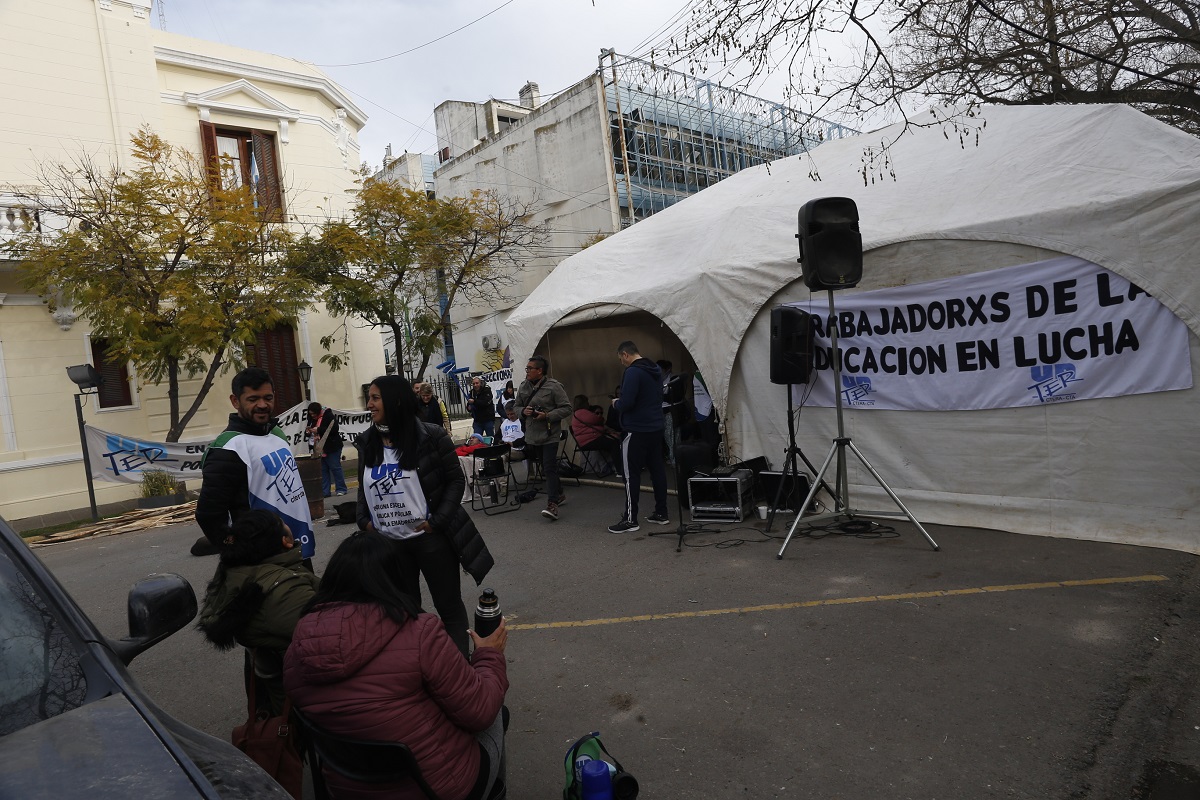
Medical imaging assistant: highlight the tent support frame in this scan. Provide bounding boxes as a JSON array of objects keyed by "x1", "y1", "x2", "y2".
[{"x1": 777, "y1": 291, "x2": 940, "y2": 557}]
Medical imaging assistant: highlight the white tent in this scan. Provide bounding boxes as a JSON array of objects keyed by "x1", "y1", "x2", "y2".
[{"x1": 506, "y1": 105, "x2": 1200, "y2": 552}]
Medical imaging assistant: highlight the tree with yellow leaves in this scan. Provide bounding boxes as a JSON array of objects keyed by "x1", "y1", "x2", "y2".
[
  {"x1": 292, "y1": 175, "x2": 544, "y2": 379},
  {"x1": 7, "y1": 128, "x2": 314, "y2": 441}
]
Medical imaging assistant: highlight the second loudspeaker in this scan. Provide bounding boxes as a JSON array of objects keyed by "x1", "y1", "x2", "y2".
[{"x1": 770, "y1": 306, "x2": 813, "y2": 385}]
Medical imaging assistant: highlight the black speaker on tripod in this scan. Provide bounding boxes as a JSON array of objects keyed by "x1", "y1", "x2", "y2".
[
  {"x1": 770, "y1": 306, "x2": 813, "y2": 385},
  {"x1": 797, "y1": 197, "x2": 862, "y2": 290}
]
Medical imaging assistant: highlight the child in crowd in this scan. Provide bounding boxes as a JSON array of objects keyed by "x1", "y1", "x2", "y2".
[
  {"x1": 197, "y1": 509, "x2": 320, "y2": 715},
  {"x1": 499, "y1": 401, "x2": 525, "y2": 459}
]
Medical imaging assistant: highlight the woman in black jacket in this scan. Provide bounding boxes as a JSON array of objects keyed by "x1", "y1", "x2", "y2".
[{"x1": 356, "y1": 375, "x2": 494, "y2": 656}]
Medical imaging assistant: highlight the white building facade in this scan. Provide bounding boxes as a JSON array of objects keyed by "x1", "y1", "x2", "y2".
[
  {"x1": 0, "y1": 0, "x2": 385, "y2": 526},
  {"x1": 431, "y1": 55, "x2": 851, "y2": 374}
]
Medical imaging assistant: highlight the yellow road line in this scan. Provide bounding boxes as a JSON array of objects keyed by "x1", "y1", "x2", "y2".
[{"x1": 507, "y1": 574, "x2": 1169, "y2": 631}]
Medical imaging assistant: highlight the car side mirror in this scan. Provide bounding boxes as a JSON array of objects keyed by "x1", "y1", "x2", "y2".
[{"x1": 112, "y1": 573, "x2": 197, "y2": 666}]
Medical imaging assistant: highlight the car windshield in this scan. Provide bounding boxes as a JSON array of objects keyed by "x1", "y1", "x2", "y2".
[{"x1": 0, "y1": 549, "x2": 88, "y2": 736}]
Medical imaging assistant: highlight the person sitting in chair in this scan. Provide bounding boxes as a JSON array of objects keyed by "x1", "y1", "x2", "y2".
[
  {"x1": 498, "y1": 401, "x2": 525, "y2": 460},
  {"x1": 285, "y1": 531, "x2": 508, "y2": 800},
  {"x1": 570, "y1": 394, "x2": 622, "y2": 478}
]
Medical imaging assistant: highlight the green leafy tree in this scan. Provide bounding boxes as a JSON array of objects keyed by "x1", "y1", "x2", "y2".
[
  {"x1": 7, "y1": 128, "x2": 313, "y2": 441},
  {"x1": 293, "y1": 177, "x2": 543, "y2": 379}
]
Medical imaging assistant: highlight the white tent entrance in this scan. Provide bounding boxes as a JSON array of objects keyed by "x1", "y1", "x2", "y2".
[{"x1": 524, "y1": 308, "x2": 697, "y2": 416}]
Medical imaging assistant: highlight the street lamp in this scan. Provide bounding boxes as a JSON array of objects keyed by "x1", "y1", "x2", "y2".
[
  {"x1": 66, "y1": 364, "x2": 102, "y2": 522},
  {"x1": 297, "y1": 360, "x2": 312, "y2": 401}
]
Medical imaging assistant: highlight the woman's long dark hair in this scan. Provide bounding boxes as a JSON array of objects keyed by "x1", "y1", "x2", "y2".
[
  {"x1": 359, "y1": 374, "x2": 421, "y2": 470},
  {"x1": 301, "y1": 531, "x2": 422, "y2": 625}
]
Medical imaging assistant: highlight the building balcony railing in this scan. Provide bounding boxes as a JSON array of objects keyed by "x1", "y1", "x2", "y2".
[
  {"x1": 0, "y1": 198, "x2": 42, "y2": 248},
  {"x1": 0, "y1": 196, "x2": 71, "y2": 254}
]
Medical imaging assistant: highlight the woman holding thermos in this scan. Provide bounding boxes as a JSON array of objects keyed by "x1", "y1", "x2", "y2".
[
  {"x1": 355, "y1": 375, "x2": 494, "y2": 656},
  {"x1": 284, "y1": 531, "x2": 508, "y2": 800}
]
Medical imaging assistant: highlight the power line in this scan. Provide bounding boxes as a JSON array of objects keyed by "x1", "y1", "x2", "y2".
[{"x1": 316, "y1": 0, "x2": 518, "y2": 68}]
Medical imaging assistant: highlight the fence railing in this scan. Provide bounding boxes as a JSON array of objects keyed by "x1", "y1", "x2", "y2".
[{"x1": 422, "y1": 375, "x2": 468, "y2": 420}]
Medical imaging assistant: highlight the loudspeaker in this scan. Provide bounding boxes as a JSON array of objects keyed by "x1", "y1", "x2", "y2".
[
  {"x1": 676, "y1": 441, "x2": 717, "y2": 508},
  {"x1": 797, "y1": 197, "x2": 862, "y2": 290},
  {"x1": 758, "y1": 470, "x2": 812, "y2": 513},
  {"x1": 770, "y1": 307, "x2": 813, "y2": 385}
]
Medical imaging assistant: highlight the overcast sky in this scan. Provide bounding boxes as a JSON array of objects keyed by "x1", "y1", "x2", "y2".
[{"x1": 155, "y1": 0, "x2": 754, "y2": 169}]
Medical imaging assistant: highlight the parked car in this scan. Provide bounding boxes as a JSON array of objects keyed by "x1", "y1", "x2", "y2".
[{"x1": 0, "y1": 515, "x2": 291, "y2": 798}]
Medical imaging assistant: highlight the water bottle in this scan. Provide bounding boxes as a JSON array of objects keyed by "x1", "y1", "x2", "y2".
[
  {"x1": 581, "y1": 759, "x2": 614, "y2": 800},
  {"x1": 474, "y1": 589, "x2": 501, "y2": 637},
  {"x1": 489, "y1": 479, "x2": 500, "y2": 505}
]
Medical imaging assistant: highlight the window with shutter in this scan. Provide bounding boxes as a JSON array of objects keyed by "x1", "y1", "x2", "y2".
[
  {"x1": 249, "y1": 325, "x2": 303, "y2": 412},
  {"x1": 198, "y1": 122, "x2": 284, "y2": 220},
  {"x1": 89, "y1": 339, "x2": 133, "y2": 409}
]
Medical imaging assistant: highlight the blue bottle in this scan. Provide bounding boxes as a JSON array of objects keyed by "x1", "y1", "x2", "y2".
[{"x1": 581, "y1": 759, "x2": 614, "y2": 800}]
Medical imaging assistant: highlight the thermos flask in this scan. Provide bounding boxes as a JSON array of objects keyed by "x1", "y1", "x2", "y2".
[
  {"x1": 474, "y1": 589, "x2": 501, "y2": 637},
  {"x1": 581, "y1": 759, "x2": 614, "y2": 800}
]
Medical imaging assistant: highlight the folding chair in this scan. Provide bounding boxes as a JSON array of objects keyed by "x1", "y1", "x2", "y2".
[
  {"x1": 295, "y1": 706, "x2": 442, "y2": 800},
  {"x1": 554, "y1": 429, "x2": 581, "y2": 487},
  {"x1": 568, "y1": 428, "x2": 617, "y2": 477},
  {"x1": 470, "y1": 444, "x2": 518, "y2": 515}
]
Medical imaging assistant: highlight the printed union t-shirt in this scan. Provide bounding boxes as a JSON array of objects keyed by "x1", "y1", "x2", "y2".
[
  {"x1": 499, "y1": 418, "x2": 523, "y2": 447},
  {"x1": 362, "y1": 447, "x2": 429, "y2": 540}
]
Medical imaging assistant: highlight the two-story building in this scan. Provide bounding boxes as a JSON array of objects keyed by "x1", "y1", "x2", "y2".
[{"x1": 0, "y1": 0, "x2": 386, "y2": 527}]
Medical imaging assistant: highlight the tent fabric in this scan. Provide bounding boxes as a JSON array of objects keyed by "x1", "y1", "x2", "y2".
[{"x1": 505, "y1": 105, "x2": 1200, "y2": 552}]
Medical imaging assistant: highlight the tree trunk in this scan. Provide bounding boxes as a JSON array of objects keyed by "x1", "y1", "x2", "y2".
[
  {"x1": 166, "y1": 346, "x2": 225, "y2": 442},
  {"x1": 416, "y1": 350, "x2": 433, "y2": 381},
  {"x1": 166, "y1": 357, "x2": 181, "y2": 443},
  {"x1": 388, "y1": 320, "x2": 412, "y2": 380}
]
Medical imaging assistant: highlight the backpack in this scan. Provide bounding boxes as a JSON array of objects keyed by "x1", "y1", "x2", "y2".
[
  {"x1": 562, "y1": 731, "x2": 638, "y2": 799},
  {"x1": 557, "y1": 455, "x2": 585, "y2": 479}
]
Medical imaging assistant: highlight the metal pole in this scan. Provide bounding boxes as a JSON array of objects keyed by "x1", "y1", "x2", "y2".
[
  {"x1": 827, "y1": 290, "x2": 851, "y2": 509},
  {"x1": 74, "y1": 393, "x2": 99, "y2": 521},
  {"x1": 605, "y1": 49, "x2": 636, "y2": 228}
]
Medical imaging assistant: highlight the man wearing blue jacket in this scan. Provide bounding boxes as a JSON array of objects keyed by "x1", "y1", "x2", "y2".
[{"x1": 608, "y1": 340, "x2": 670, "y2": 533}]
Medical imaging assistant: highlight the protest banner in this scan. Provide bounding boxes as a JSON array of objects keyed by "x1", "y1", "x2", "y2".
[
  {"x1": 86, "y1": 402, "x2": 373, "y2": 484},
  {"x1": 787, "y1": 256, "x2": 1192, "y2": 411}
]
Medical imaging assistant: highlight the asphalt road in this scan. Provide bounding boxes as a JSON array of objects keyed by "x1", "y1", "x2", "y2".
[{"x1": 30, "y1": 482, "x2": 1200, "y2": 799}]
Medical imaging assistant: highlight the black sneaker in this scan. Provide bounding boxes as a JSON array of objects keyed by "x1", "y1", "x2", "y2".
[
  {"x1": 645, "y1": 513, "x2": 670, "y2": 526},
  {"x1": 608, "y1": 519, "x2": 640, "y2": 533}
]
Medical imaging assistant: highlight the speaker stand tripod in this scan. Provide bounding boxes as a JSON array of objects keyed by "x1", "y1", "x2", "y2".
[
  {"x1": 777, "y1": 291, "x2": 940, "y2": 558},
  {"x1": 765, "y1": 384, "x2": 838, "y2": 532}
]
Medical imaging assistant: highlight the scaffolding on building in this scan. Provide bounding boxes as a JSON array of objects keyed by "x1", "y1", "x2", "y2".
[{"x1": 599, "y1": 50, "x2": 855, "y2": 226}]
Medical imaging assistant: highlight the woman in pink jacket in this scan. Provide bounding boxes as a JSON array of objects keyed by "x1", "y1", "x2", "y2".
[
  {"x1": 283, "y1": 531, "x2": 508, "y2": 800},
  {"x1": 570, "y1": 394, "x2": 622, "y2": 477}
]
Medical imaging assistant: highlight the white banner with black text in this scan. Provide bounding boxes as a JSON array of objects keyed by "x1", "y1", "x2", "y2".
[
  {"x1": 786, "y1": 256, "x2": 1193, "y2": 411},
  {"x1": 85, "y1": 402, "x2": 373, "y2": 484}
]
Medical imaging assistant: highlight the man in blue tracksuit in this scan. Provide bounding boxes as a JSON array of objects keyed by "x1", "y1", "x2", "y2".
[{"x1": 608, "y1": 340, "x2": 670, "y2": 533}]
